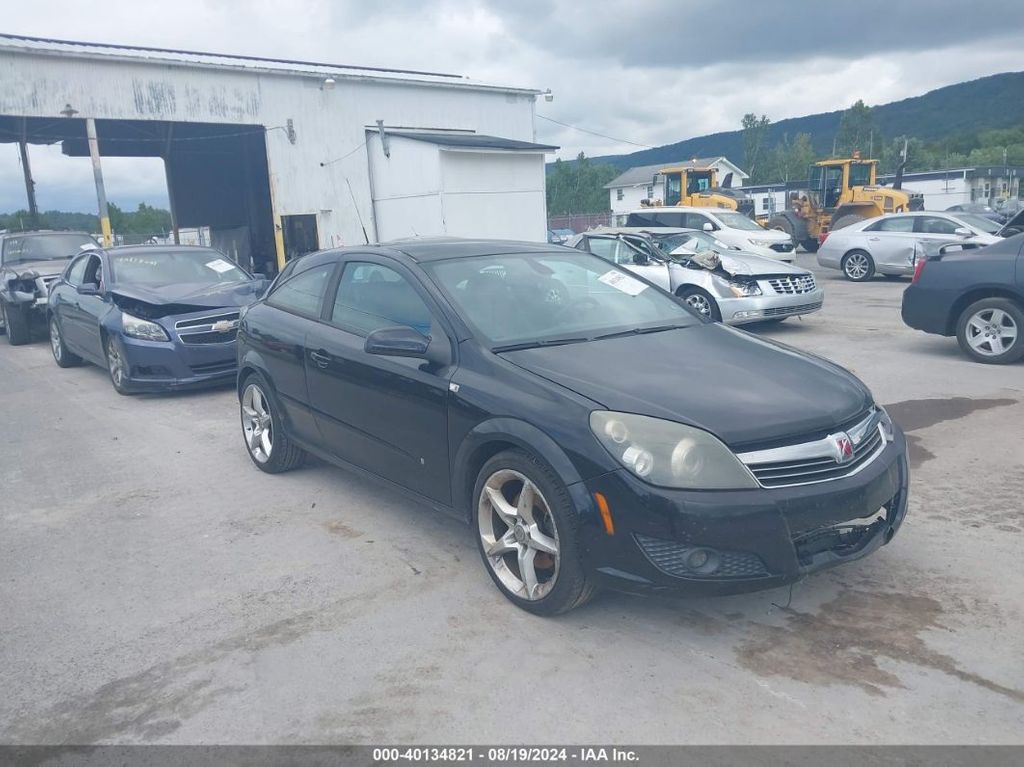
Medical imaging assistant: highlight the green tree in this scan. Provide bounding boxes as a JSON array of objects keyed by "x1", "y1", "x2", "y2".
[
  {"x1": 742, "y1": 113, "x2": 771, "y2": 182},
  {"x1": 834, "y1": 100, "x2": 877, "y2": 157},
  {"x1": 545, "y1": 153, "x2": 618, "y2": 215}
]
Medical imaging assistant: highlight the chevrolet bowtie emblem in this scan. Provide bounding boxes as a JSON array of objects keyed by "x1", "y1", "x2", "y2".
[{"x1": 212, "y1": 319, "x2": 239, "y2": 333}]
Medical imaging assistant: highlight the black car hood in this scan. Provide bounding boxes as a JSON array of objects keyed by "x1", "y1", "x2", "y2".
[
  {"x1": 110, "y1": 280, "x2": 265, "y2": 314},
  {"x1": 499, "y1": 324, "x2": 872, "y2": 449}
]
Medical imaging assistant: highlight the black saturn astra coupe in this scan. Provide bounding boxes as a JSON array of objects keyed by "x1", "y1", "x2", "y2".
[{"x1": 236, "y1": 239, "x2": 908, "y2": 615}]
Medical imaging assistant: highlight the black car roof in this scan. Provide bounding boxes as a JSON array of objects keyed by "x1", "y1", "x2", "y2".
[
  {"x1": 97, "y1": 244, "x2": 222, "y2": 256},
  {"x1": 380, "y1": 238, "x2": 572, "y2": 263},
  {"x1": 0, "y1": 230, "x2": 93, "y2": 238}
]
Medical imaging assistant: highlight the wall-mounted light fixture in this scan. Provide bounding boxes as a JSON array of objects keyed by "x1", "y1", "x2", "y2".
[
  {"x1": 321, "y1": 77, "x2": 336, "y2": 91},
  {"x1": 544, "y1": 89, "x2": 554, "y2": 102}
]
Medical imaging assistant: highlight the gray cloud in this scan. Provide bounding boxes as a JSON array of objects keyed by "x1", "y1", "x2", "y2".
[{"x1": 0, "y1": 0, "x2": 1020, "y2": 212}]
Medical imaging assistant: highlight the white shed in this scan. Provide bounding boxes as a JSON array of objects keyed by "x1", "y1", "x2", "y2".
[{"x1": 366, "y1": 131, "x2": 556, "y2": 242}]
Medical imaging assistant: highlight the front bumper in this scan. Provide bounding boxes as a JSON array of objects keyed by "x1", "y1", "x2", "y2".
[
  {"x1": 117, "y1": 334, "x2": 237, "y2": 392},
  {"x1": 746, "y1": 243, "x2": 795, "y2": 261},
  {"x1": 720, "y1": 287, "x2": 825, "y2": 325},
  {"x1": 575, "y1": 428, "x2": 909, "y2": 596}
]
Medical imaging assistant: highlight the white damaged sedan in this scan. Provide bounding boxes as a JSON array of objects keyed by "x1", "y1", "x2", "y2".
[{"x1": 567, "y1": 227, "x2": 824, "y2": 324}]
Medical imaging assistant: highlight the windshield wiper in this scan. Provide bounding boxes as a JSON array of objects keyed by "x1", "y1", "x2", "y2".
[
  {"x1": 591, "y1": 324, "x2": 687, "y2": 341},
  {"x1": 492, "y1": 336, "x2": 591, "y2": 353}
]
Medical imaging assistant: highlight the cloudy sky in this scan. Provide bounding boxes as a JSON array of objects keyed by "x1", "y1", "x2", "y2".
[{"x1": 2, "y1": 0, "x2": 1023, "y2": 213}]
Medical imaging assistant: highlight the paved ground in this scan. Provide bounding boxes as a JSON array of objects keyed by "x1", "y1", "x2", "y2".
[{"x1": 1, "y1": 255, "x2": 1022, "y2": 745}]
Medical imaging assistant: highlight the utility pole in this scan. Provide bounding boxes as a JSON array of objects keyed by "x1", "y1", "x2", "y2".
[
  {"x1": 19, "y1": 118, "x2": 39, "y2": 228},
  {"x1": 85, "y1": 118, "x2": 112, "y2": 246}
]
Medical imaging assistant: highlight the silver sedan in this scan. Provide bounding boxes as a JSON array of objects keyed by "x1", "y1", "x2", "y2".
[
  {"x1": 817, "y1": 211, "x2": 1001, "y2": 282},
  {"x1": 567, "y1": 227, "x2": 824, "y2": 325}
]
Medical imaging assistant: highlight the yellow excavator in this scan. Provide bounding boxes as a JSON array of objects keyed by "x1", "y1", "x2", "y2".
[
  {"x1": 767, "y1": 153, "x2": 923, "y2": 251},
  {"x1": 642, "y1": 164, "x2": 757, "y2": 218}
]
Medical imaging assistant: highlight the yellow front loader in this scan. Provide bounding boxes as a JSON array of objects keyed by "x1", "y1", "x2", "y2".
[
  {"x1": 644, "y1": 165, "x2": 757, "y2": 218},
  {"x1": 768, "y1": 156, "x2": 923, "y2": 251}
]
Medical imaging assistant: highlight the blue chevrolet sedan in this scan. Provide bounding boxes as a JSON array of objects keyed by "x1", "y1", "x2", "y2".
[{"x1": 47, "y1": 245, "x2": 268, "y2": 394}]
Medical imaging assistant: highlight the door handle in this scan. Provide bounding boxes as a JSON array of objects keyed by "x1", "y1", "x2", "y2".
[
  {"x1": 868, "y1": 237, "x2": 880, "y2": 241},
  {"x1": 309, "y1": 350, "x2": 330, "y2": 369}
]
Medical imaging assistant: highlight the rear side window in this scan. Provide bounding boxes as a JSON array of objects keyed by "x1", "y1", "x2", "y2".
[
  {"x1": 331, "y1": 262, "x2": 434, "y2": 337},
  {"x1": 266, "y1": 264, "x2": 334, "y2": 318},
  {"x1": 866, "y1": 217, "x2": 914, "y2": 232},
  {"x1": 653, "y1": 212, "x2": 686, "y2": 227}
]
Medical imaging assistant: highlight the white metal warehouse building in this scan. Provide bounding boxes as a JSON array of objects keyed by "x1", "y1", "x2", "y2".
[{"x1": 0, "y1": 34, "x2": 555, "y2": 273}]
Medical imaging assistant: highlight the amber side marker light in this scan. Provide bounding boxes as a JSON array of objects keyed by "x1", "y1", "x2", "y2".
[{"x1": 594, "y1": 492, "x2": 615, "y2": 535}]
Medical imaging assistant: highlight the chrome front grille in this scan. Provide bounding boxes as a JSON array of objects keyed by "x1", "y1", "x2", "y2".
[
  {"x1": 737, "y1": 410, "x2": 887, "y2": 488},
  {"x1": 175, "y1": 312, "x2": 240, "y2": 345},
  {"x1": 767, "y1": 274, "x2": 816, "y2": 294}
]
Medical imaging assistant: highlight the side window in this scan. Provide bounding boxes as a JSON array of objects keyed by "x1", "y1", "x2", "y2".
[
  {"x1": 917, "y1": 216, "x2": 959, "y2": 235},
  {"x1": 652, "y1": 212, "x2": 685, "y2": 227},
  {"x1": 82, "y1": 255, "x2": 103, "y2": 287},
  {"x1": 65, "y1": 255, "x2": 90, "y2": 287},
  {"x1": 266, "y1": 264, "x2": 334, "y2": 317},
  {"x1": 331, "y1": 262, "x2": 434, "y2": 337},
  {"x1": 685, "y1": 213, "x2": 711, "y2": 230},
  {"x1": 584, "y1": 238, "x2": 617, "y2": 262},
  {"x1": 867, "y1": 217, "x2": 915, "y2": 232}
]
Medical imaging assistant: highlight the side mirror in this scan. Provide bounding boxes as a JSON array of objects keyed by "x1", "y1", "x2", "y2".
[
  {"x1": 252, "y1": 272, "x2": 267, "y2": 281},
  {"x1": 702, "y1": 222, "x2": 715, "y2": 232},
  {"x1": 954, "y1": 227, "x2": 972, "y2": 237},
  {"x1": 632, "y1": 253, "x2": 649, "y2": 266},
  {"x1": 76, "y1": 283, "x2": 100, "y2": 296},
  {"x1": 365, "y1": 325, "x2": 431, "y2": 358}
]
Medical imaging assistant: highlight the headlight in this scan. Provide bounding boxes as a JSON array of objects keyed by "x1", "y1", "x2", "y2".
[
  {"x1": 121, "y1": 313, "x2": 169, "y2": 342},
  {"x1": 590, "y1": 411, "x2": 758, "y2": 489},
  {"x1": 727, "y1": 280, "x2": 762, "y2": 297},
  {"x1": 747, "y1": 239, "x2": 776, "y2": 248}
]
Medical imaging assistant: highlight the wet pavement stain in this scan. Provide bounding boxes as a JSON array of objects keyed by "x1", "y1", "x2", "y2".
[
  {"x1": 324, "y1": 519, "x2": 364, "y2": 539},
  {"x1": 883, "y1": 397, "x2": 1018, "y2": 469},
  {"x1": 737, "y1": 589, "x2": 1024, "y2": 702}
]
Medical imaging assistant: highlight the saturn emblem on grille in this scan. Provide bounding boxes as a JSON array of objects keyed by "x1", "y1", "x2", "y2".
[
  {"x1": 212, "y1": 319, "x2": 239, "y2": 333},
  {"x1": 827, "y1": 432, "x2": 855, "y2": 464}
]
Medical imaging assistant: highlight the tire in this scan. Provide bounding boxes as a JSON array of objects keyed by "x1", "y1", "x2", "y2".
[
  {"x1": 104, "y1": 335, "x2": 133, "y2": 395},
  {"x1": 831, "y1": 213, "x2": 868, "y2": 231},
  {"x1": 678, "y1": 287, "x2": 722, "y2": 321},
  {"x1": 768, "y1": 216, "x2": 794, "y2": 237},
  {"x1": 49, "y1": 315, "x2": 81, "y2": 368},
  {"x1": 841, "y1": 250, "x2": 875, "y2": 282},
  {"x1": 801, "y1": 238, "x2": 820, "y2": 253},
  {"x1": 474, "y1": 449, "x2": 595, "y2": 616},
  {"x1": 2, "y1": 301, "x2": 31, "y2": 345},
  {"x1": 955, "y1": 298, "x2": 1024, "y2": 365},
  {"x1": 239, "y1": 372, "x2": 306, "y2": 473},
  {"x1": 882, "y1": 274, "x2": 905, "y2": 281}
]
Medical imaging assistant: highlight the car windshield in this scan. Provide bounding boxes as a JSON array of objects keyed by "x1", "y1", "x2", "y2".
[
  {"x1": 425, "y1": 251, "x2": 701, "y2": 349},
  {"x1": 953, "y1": 214, "x2": 1000, "y2": 234},
  {"x1": 711, "y1": 211, "x2": 763, "y2": 231},
  {"x1": 652, "y1": 231, "x2": 725, "y2": 256},
  {"x1": 1, "y1": 233, "x2": 96, "y2": 264},
  {"x1": 109, "y1": 250, "x2": 250, "y2": 286}
]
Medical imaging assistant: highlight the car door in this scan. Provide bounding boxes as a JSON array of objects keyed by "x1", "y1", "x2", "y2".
[
  {"x1": 73, "y1": 254, "x2": 109, "y2": 362},
  {"x1": 255, "y1": 260, "x2": 340, "y2": 445},
  {"x1": 304, "y1": 257, "x2": 455, "y2": 504},
  {"x1": 619, "y1": 237, "x2": 671, "y2": 291},
  {"x1": 861, "y1": 215, "x2": 917, "y2": 268},
  {"x1": 54, "y1": 253, "x2": 103, "y2": 359}
]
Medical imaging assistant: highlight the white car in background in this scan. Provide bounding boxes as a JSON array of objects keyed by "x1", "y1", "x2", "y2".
[
  {"x1": 817, "y1": 211, "x2": 1002, "y2": 282},
  {"x1": 625, "y1": 206, "x2": 796, "y2": 261}
]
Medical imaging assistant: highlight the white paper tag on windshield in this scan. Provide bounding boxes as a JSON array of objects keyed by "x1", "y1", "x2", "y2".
[
  {"x1": 598, "y1": 270, "x2": 648, "y2": 296},
  {"x1": 205, "y1": 258, "x2": 235, "y2": 273}
]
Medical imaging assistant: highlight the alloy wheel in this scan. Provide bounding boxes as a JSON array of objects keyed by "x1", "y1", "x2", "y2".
[
  {"x1": 107, "y1": 339, "x2": 126, "y2": 387},
  {"x1": 241, "y1": 383, "x2": 274, "y2": 463},
  {"x1": 844, "y1": 253, "x2": 870, "y2": 280},
  {"x1": 685, "y1": 293, "x2": 713, "y2": 317},
  {"x1": 965, "y1": 308, "x2": 1018, "y2": 357},
  {"x1": 478, "y1": 469, "x2": 560, "y2": 601},
  {"x1": 50, "y1": 319, "x2": 62, "y2": 362}
]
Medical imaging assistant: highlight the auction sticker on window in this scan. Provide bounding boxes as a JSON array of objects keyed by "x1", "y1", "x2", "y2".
[
  {"x1": 598, "y1": 269, "x2": 648, "y2": 296},
  {"x1": 205, "y1": 258, "x2": 236, "y2": 273}
]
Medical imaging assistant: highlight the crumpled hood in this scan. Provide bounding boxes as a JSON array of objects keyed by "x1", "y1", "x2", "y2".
[
  {"x1": 675, "y1": 250, "x2": 810, "y2": 277},
  {"x1": 499, "y1": 323, "x2": 872, "y2": 449},
  {"x1": 110, "y1": 280, "x2": 265, "y2": 309}
]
